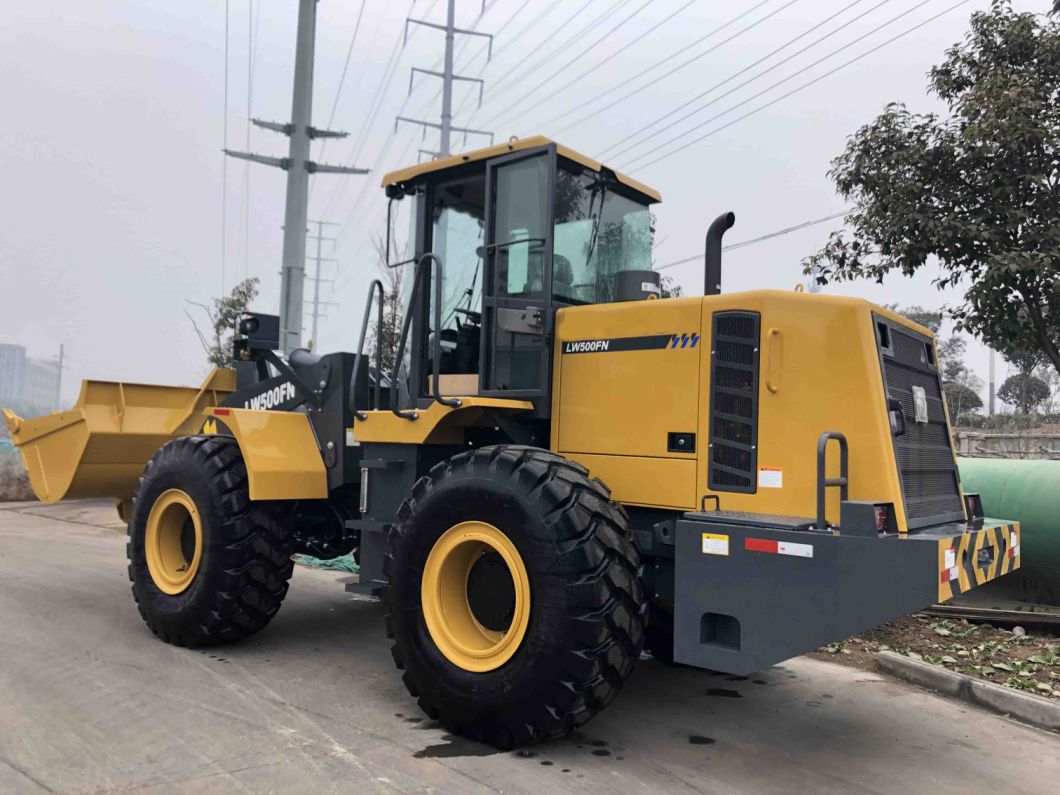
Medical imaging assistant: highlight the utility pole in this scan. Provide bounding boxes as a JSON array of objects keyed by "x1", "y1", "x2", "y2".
[
  {"x1": 225, "y1": 0, "x2": 368, "y2": 353},
  {"x1": 396, "y1": 0, "x2": 495, "y2": 157},
  {"x1": 306, "y1": 220, "x2": 339, "y2": 350},
  {"x1": 988, "y1": 348, "x2": 996, "y2": 416},
  {"x1": 55, "y1": 343, "x2": 63, "y2": 411}
]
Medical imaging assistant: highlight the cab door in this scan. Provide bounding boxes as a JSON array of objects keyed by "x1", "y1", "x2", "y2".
[{"x1": 480, "y1": 145, "x2": 556, "y2": 403}]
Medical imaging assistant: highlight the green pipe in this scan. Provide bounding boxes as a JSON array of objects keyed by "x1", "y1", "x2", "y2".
[{"x1": 957, "y1": 457, "x2": 1060, "y2": 606}]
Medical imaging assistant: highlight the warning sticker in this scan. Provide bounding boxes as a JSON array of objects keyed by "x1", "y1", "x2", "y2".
[
  {"x1": 758, "y1": 466, "x2": 783, "y2": 489},
  {"x1": 701, "y1": 533, "x2": 729, "y2": 556}
]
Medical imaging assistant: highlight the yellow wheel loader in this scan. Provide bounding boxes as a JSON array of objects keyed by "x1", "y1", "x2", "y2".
[{"x1": 4, "y1": 136, "x2": 1021, "y2": 748}]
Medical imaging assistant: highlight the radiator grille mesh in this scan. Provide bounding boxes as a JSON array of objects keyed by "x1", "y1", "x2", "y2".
[
  {"x1": 878, "y1": 320, "x2": 964, "y2": 527},
  {"x1": 708, "y1": 311, "x2": 760, "y2": 493}
]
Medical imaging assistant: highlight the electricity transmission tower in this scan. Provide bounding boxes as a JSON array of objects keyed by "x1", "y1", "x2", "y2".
[
  {"x1": 226, "y1": 0, "x2": 368, "y2": 353},
  {"x1": 305, "y1": 220, "x2": 339, "y2": 350},
  {"x1": 396, "y1": 0, "x2": 495, "y2": 157}
]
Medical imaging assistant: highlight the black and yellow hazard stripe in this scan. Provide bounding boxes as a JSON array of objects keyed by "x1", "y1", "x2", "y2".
[{"x1": 937, "y1": 523, "x2": 1020, "y2": 603}]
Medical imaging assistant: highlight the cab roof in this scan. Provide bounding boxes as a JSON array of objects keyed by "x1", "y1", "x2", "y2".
[{"x1": 380, "y1": 135, "x2": 662, "y2": 203}]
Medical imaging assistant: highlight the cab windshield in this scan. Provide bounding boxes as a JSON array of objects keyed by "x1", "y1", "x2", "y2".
[{"x1": 553, "y1": 165, "x2": 653, "y2": 304}]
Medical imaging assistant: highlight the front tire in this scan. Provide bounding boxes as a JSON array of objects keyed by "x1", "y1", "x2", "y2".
[
  {"x1": 127, "y1": 435, "x2": 293, "y2": 646},
  {"x1": 385, "y1": 445, "x2": 646, "y2": 748}
]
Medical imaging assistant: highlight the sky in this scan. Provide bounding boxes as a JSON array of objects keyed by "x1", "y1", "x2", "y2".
[{"x1": 0, "y1": 0, "x2": 1049, "y2": 407}]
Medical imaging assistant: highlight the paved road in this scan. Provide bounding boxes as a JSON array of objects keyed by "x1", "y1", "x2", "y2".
[{"x1": 1, "y1": 500, "x2": 1057, "y2": 794}]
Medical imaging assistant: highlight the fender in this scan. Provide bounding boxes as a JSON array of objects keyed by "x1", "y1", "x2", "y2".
[
  {"x1": 205, "y1": 407, "x2": 327, "y2": 500},
  {"x1": 349, "y1": 398, "x2": 535, "y2": 446}
]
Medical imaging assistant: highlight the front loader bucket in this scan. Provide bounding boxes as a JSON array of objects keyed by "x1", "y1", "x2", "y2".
[{"x1": 2, "y1": 369, "x2": 235, "y2": 503}]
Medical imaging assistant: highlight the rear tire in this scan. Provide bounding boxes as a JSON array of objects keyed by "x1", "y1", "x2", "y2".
[
  {"x1": 385, "y1": 445, "x2": 646, "y2": 748},
  {"x1": 127, "y1": 435, "x2": 293, "y2": 647}
]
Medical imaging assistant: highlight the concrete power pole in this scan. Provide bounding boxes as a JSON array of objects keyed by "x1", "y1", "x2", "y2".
[
  {"x1": 396, "y1": 0, "x2": 495, "y2": 157},
  {"x1": 988, "y1": 348, "x2": 996, "y2": 416},
  {"x1": 225, "y1": 0, "x2": 368, "y2": 353},
  {"x1": 55, "y1": 343, "x2": 63, "y2": 411},
  {"x1": 306, "y1": 220, "x2": 339, "y2": 350}
]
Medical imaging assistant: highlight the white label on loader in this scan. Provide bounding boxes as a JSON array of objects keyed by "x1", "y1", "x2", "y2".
[
  {"x1": 758, "y1": 467, "x2": 783, "y2": 489},
  {"x1": 701, "y1": 533, "x2": 729, "y2": 556},
  {"x1": 345, "y1": 429, "x2": 359, "y2": 447},
  {"x1": 912, "y1": 385, "x2": 929, "y2": 424},
  {"x1": 945, "y1": 547, "x2": 956, "y2": 570},
  {"x1": 777, "y1": 541, "x2": 814, "y2": 558}
]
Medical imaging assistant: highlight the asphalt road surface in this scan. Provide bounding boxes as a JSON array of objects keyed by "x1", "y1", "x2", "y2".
[{"x1": 1, "y1": 499, "x2": 1057, "y2": 794}]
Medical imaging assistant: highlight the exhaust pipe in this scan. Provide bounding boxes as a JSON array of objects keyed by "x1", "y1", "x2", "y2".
[{"x1": 705, "y1": 211, "x2": 735, "y2": 296}]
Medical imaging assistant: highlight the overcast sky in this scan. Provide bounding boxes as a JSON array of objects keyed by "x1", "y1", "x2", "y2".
[{"x1": 0, "y1": 0, "x2": 1048, "y2": 406}]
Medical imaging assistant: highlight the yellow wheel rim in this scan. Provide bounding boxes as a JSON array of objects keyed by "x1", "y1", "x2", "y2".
[
  {"x1": 145, "y1": 489, "x2": 203, "y2": 595},
  {"x1": 421, "y1": 521, "x2": 531, "y2": 673}
]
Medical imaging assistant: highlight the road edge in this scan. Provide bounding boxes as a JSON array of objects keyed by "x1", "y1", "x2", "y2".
[{"x1": 876, "y1": 650, "x2": 1060, "y2": 731}]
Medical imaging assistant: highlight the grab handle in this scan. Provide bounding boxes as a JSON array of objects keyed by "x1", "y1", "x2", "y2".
[{"x1": 765, "y1": 327, "x2": 782, "y2": 394}]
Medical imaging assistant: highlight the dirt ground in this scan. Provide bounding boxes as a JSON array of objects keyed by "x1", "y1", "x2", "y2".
[{"x1": 812, "y1": 613, "x2": 1060, "y2": 699}]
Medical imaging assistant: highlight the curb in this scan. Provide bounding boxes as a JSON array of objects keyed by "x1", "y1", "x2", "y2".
[{"x1": 876, "y1": 650, "x2": 1060, "y2": 731}]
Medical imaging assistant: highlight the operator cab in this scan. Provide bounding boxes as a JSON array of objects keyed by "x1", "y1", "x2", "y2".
[{"x1": 381, "y1": 136, "x2": 662, "y2": 416}]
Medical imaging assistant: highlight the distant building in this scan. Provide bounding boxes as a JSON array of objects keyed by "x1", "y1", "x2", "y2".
[
  {"x1": 24, "y1": 358, "x2": 60, "y2": 410},
  {"x1": 0, "y1": 344, "x2": 26, "y2": 406},
  {"x1": 0, "y1": 343, "x2": 60, "y2": 412}
]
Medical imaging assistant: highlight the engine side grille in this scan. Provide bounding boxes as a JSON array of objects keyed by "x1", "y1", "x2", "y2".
[
  {"x1": 708, "y1": 311, "x2": 760, "y2": 493},
  {"x1": 875, "y1": 316, "x2": 965, "y2": 528}
]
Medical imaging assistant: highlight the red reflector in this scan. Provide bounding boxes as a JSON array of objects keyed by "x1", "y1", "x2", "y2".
[
  {"x1": 874, "y1": 504, "x2": 890, "y2": 532},
  {"x1": 745, "y1": 538, "x2": 778, "y2": 554},
  {"x1": 213, "y1": 408, "x2": 232, "y2": 416}
]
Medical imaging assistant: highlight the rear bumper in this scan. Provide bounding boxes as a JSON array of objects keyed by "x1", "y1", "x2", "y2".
[{"x1": 673, "y1": 515, "x2": 1020, "y2": 675}]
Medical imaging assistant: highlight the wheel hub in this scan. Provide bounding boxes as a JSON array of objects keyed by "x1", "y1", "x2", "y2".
[
  {"x1": 421, "y1": 521, "x2": 530, "y2": 672},
  {"x1": 145, "y1": 489, "x2": 202, "y2": 595},
  {"x1": 466, "y1": 550, "x2": 516, "y2": 632}
]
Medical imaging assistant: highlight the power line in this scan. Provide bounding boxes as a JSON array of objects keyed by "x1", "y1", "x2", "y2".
[
  {"x1": 221, "y1": 0, "x2": 230, "y2": 294},
  {"x1": 324, "y1": 1, "x2": 524, "y2": 291},
  {"x1": 469, "y1": 0, "x2": 627, "y2": 124},
  {"x1": 599, "y1": 0, "x2": 881, "y2": 162},
  {"x1": 317, "y1": 0, "x2": 435, "y2": 221},
  {"x1": 436, "y1": 0, "x2": 535, "y2": 128},
  {"x1": 492, "y1": 0, "x2": 696, "y2": 128},
  {"x1": 656, "y1": 211, "x2": 849, "y2": 271},
  {"x1": 627, "y1": 0, "x2": 970, "y2": 171},
  {"x1": 316, "y1": 0, "x2": 368, "y2": 168},
  {"x1": 243, "y1": 0, "x2": 261, "y2": 281},
  {"x1": 617, "y1": 0, "x2": 915, "y2": 167},
  {"x1": 477, "y1": 0, "x2": 657, "y2": 131},
  {"x1": 397, "y1": 0, "x2": 497, "y2": 156},
  {"x1": 328, "y1": 3, "x2": 499, "y2": 253},
  {"x1": 549, "y1": 0, "x2": 796, "y2": 137}
]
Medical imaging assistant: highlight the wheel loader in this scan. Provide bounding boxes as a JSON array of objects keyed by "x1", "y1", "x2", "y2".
[{"x1": 4, "y1": 136, "x2": 1021, "y2": 748}]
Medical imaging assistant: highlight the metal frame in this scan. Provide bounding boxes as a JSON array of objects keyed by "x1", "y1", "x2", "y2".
[
  {"x1": 872, "y1": 314, "x2": 966, "y2": 530},
  {"x1": 707, "y1": 311, "x2": 761, "y2": 493},
  {"x1": 390, "y1": 253, "x2": 462, "y2": 420},
  {"x1": 479, "y1": 143, "x2": 557, "y2": 411},
  {"x1": 351, "y1": 280, "x2": 385, "y2": 421},
  {"x1": 816, "y1": 432, "x2": 849, "y2": 530}
]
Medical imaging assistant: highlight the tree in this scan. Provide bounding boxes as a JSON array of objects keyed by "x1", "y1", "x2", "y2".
[
  {"x1": 1004, "y1": 349, "x2": 1049, "y2": 377},
  {"x1": 885, "y1": 304, "x2": 942, "y2": 334},
  {"x1": 998, "y1": 372, "x2": 1051, "y2": 414},
  {"x1": 944, "y1": 381, "x2": 984, "y2": 420},
  {"x1": 367, "y1": 222, "x2": 405, "y2": 373},
  {"x1": 186, "y1": 278, "x2": 260, "y2": 368},
  {"x1": 932, "y1": 334, "x2": 984, "y2": 421},
  {"x1": 659, "y1": 274, "x2": 683, "y2": 298},
  {"x1": 937, "y1": 336, "x2": 969, "y2": 384},
  {"x1": 804, "y1": 3, "x2": 1060, "y2": 378}
]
